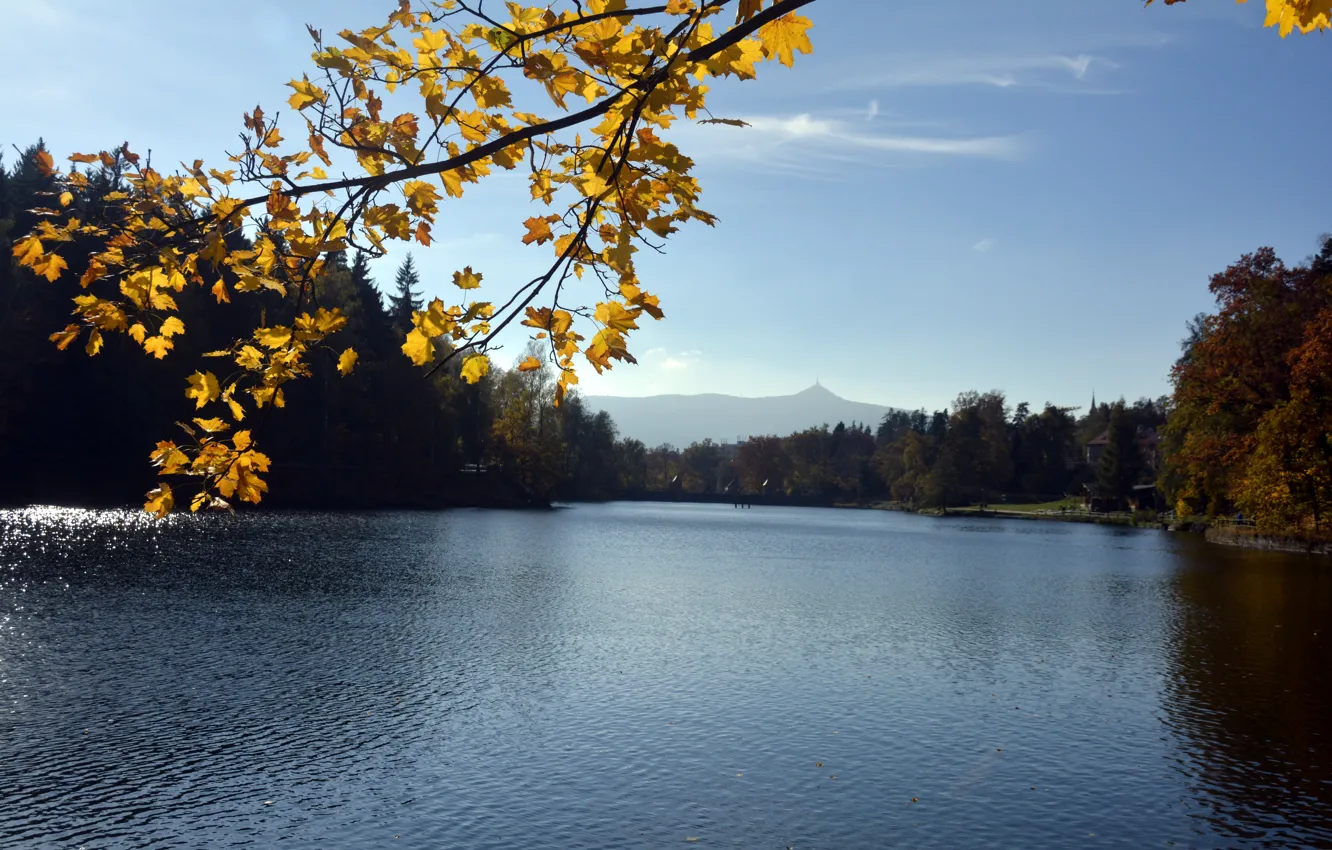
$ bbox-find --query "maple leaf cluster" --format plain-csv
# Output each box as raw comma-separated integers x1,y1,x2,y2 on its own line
12,0,815,515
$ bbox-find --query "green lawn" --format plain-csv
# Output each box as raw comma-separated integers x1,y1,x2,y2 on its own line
967,500,1082,514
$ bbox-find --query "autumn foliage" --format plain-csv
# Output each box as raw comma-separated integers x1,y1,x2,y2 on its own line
1165,242,1332,534
12,0,815,514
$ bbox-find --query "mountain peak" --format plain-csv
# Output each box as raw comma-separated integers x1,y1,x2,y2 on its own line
794,381,838,399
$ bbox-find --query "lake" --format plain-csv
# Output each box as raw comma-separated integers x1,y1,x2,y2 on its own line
2,503,1330,848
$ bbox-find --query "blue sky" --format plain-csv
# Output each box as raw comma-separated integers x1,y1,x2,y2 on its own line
4,1,1329,413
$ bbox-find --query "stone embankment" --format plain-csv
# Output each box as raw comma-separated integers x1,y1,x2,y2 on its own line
1205,525,1332,555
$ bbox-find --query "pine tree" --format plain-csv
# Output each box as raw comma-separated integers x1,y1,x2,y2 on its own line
388,254,423,332
1097,402,1144,506
350,252,385,318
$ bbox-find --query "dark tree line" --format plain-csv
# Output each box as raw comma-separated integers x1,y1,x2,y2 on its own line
0,142,642,509
642,393,1166,509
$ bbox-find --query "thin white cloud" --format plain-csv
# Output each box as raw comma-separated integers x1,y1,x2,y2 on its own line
973,238,999,253
658,350,703,372
866,99,880,121
734,113,1026,160
851,54,1113,91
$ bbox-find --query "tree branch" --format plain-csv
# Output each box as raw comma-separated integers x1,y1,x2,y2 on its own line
221,0,815,211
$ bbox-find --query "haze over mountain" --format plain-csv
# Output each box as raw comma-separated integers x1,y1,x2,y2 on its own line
583,383,896,448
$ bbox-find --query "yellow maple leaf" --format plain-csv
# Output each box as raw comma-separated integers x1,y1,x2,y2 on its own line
234,430,253,451
144,484,174,518
193,417,230,433
460,352,490,383
453,266,483,289
338,347,359,376
185,371,221,409
12,235,43,266
59,191,73,207
255,326,292,349
143,336,174,359
49,324,80,351
150,441,189,474
34,150,55,177
402,328,435,365
84,329,103,356
225,393,245,421
160,316,185,338
517,355,542,372
594,301,641,333
287,77,327,110
758,12,814,67
402,180,440,217
522,216,554,245
236,345,264,370
34,253,68,282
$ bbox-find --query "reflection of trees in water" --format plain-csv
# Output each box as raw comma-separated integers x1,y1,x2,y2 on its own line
1165,540,1332,844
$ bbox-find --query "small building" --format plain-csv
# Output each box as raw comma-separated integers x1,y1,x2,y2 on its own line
1129,483,1163,512
1085,431,1110,467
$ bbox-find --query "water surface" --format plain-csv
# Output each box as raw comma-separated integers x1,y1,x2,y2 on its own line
2,503,1329,848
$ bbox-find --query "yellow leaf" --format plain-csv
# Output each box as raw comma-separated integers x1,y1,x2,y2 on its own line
84,329,103,356
460,353,490,384
255,326,292,349
522,216,554,245
143,336,174,359
12,235,43,266
595,300,641,333
517,355,542,372
226,394,245,421
193,417,230,433
758,12,814,67
402,180,440,217
234,430,253,451
59,191,73,207
160,316,185,338
236,345,264,370
338,347,359,376
34,150,55,177
402,328,434,365
645,216,677,238
144,484,174,518
287,77,327,110
212,279,230,304
185,371,220,409
453,266,483,289
150,441,189,474
574,170,609,199
49,324,80,351
35,253,68,282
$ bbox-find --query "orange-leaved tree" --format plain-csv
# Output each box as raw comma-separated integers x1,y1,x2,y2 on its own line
12,0,815,515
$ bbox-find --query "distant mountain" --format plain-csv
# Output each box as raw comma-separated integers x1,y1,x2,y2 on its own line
583,383,896,448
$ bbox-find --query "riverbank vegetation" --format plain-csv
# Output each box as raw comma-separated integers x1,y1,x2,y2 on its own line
5,141,1330,537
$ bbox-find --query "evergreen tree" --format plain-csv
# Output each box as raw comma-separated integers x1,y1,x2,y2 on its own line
388,254,423,331
1097,402,1144,505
